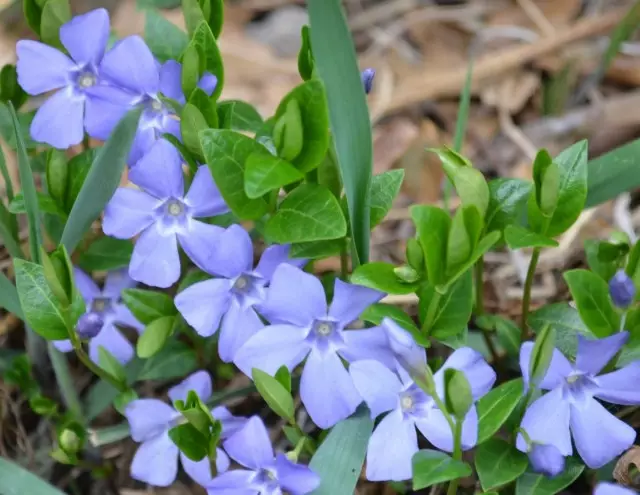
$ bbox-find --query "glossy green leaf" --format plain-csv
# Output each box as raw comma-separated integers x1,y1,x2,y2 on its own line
274,99,304,162
9,191,67,218
351,262,420,295
265,184,346,243
113,389,138,415
531,149,559,216
528,303,594,359
60,109,141,254
0,64,28,109
64,149,96,211
0,457,66,494
485,178,532,234
252,368,295,421
586,138,640,207
298,25,314,80
564,269,618,337
40,0,70,49
476,438,529,491
137,316,175,358
446,207,473,271
275,365,292,393
0,271,23,319
181,103,207,161
182,0,205,37
289,239,343,260
360,303,419,333
515,457,585,495
217,100,263,133
78,236,133,272
145,11,188,62
444,368,472,419
529,324,557,386
191,21,224,100
586,239,624,282
201,129,270,220
308,0,372,265
419,271,473,338
122,288,176,325
138,340,198,380
444,231,501,290
168,422,208,461
309,405,373,495
181,44,200,101
207,0,223,38
23,0,42,36
504,225,558,249
370,169,404,228
412,449,472,490
477,378,524,444
244,152,304,199
411,205,451,286
189,88,218,128
98,346,126,384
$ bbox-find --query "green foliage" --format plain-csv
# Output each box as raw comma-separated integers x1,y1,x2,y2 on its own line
217,100,263,132
252,368,295,422
181,103,208,160
0,458,66,494
122,288,177,325
529,324,556,387
78,237,133,272
298,25,315,80
145,11,188,62
476,379,524,444
40,0,70,49
244,152,304,199
564,269,619,337
504,225,558,249
136,316,176,358
0,65,28,110
190,21,224,100
443,368,472,419
418,271,472,338
412,450,472,490
411,205,450,286
475,439,529,491
515,457,585,495
351,262,420,295
138,341,198,381
528,303,593,359
98,346,127,385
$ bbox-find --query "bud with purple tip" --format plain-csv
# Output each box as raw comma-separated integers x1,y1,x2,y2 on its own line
76,312,104,339
361,68,375,94
609,270,636,308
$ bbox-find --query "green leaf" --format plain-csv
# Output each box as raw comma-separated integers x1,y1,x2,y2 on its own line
529,324,557,387
9,191,67,217
412,449,472,490
308,0,372,265
168,422,208,461
585,239,623,282
444,368,472,419
207,0,223,38
65,148,97,212
289,239,343,259
370,170,404,228
98,346,126,384
0,457,67,494
181,44,200,102
477,378,524,444
446,207,472,271
191,21,224,100
137,316,175,358
138,340,198,380
0,271,24,320
122,288,176,325
39,0,70,49
351,262,420,295
23,0,42,36
265,184,346,243
485,178,532,233
477,315,520,357
274,99,304,162
200,129,270,220
275,365,292,393
217,100,263,133
476,438,529,491
564,269,618,337
273,80,329,173
443,231,501,290
181,103,207,161
145,11,188,62
298,25,314,80
309,405,373,495
113,389,138,415
411,205,451,286
182,0,205,37
419,271,473,338
78,236,133,272
0,200,23,259
531,149,559,216
586,138,640,207
252,368,295,421
360,303,419,333
188,88,218,128
60,109,141,254
528,303,594,359
14,259,85,340
244,152,304,199
515,457,585,495
0,104,36,151
504,225,558,249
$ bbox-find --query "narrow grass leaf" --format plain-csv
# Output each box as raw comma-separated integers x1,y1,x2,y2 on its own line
0,457,66,495
0,271,23,319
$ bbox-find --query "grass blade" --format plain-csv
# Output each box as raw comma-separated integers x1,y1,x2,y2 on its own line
60,108,141,254
0,271,24,319
308,0,372,265
0,457,66,495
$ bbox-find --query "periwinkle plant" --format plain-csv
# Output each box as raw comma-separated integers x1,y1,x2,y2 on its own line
2,2,640,495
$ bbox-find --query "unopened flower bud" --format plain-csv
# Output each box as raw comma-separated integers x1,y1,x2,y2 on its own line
59,429,81,453
361,68,375,94
76,312,104,339
609,270,636,308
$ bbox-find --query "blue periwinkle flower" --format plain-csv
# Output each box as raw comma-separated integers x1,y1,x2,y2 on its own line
526,443,566,477
609,270,636,308
361,68,375,94
125,371,247,487
206,416,320,495
595,482,638,495
517,332,640,469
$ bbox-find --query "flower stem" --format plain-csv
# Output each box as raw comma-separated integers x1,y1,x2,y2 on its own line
520,247,541,342
423,290,443,335
446,420,464,495
49,343,83,420
474,256,485,315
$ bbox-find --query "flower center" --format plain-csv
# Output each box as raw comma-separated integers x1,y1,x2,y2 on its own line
566,374,580,384
150,98,164,112
91,297,112,314
166,200,184,217
234,275,249,291
77,72,96,89
313,320,334,337
400,394,414,411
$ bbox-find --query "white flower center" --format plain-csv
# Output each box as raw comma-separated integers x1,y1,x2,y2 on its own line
150,99,164,112
91,297,111,313
316,322,332,336
78,72,96,88
400,394,414,411
234,276,249,290
167,200,184,216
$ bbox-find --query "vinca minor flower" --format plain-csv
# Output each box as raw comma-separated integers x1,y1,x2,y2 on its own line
517,332,640,469
234,264,392,428
16,9,123,148
103,139,228,288
125,371,247,487
53,267,142,364
175,224,305,362
206,416,320,495
595,482,638,495
350,320,496,481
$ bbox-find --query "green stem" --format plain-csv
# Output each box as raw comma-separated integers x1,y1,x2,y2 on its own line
474,256,485,315
423,291,443,335
520,247,541,342
48,344,83,419
429,392,456,437
446,420,464,495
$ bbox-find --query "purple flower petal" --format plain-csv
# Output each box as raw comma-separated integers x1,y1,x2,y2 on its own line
570,397,636,468
528,443,566,477
576,332,629,376
178,220,225,274
102,267,136,298
159,60,183,102
595,482,638,495
520,342,573,391
130,431,179,487
185,166,229,218
595,362,640,405
30,89,84,149
382,317,427,377
73,267,100,301
349,359,402,419
205,470,256,495
300,350,362,429
129,229,180,288
254,244,305,281
113,303,144,333
125,398,175,442
197,72,218,97
516,388,572,456
129,139,184,199
101,35,158,95
180,452,214,485
103,188,157,239
219,303,264,363
434,347,496,401
88,323,134,364
199,224,253,278
176,278,232,337
84,91,131,140
59,8,109,66
415,405,478,452
223,416,273,469
234,324,311,376
365,409,417,481
53,339,73,352
168,370,212,404
212,406,249,438
329,279,384,326
16,40,74,94
129,124,157,166
340,326,396,369
260,264,327,326
275,453,320,495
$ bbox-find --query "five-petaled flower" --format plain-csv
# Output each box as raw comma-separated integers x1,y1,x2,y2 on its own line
517,332,640,470
103,139,228,288
175,224,305,362
125,371,247,487
206,415,320,495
